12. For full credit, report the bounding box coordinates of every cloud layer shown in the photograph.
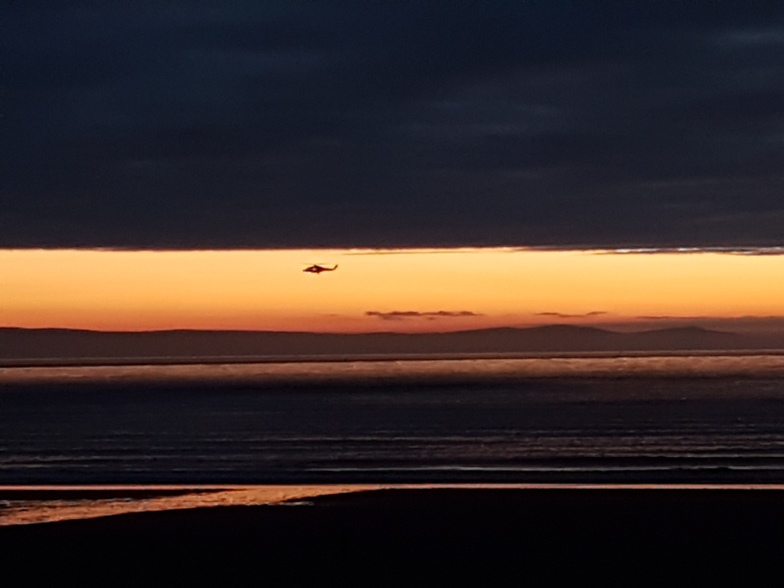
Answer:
[4,2,784,249]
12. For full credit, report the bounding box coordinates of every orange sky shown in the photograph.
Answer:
[1,248,782,332]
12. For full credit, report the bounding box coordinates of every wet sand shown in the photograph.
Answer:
[2,488,783,583]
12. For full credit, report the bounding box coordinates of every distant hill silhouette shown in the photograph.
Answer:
[2,324,781,364]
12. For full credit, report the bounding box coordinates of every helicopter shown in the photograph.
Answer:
[303,264,338,274]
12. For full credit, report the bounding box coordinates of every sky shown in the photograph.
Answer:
[2,2,783,333]
[2,248,783,333]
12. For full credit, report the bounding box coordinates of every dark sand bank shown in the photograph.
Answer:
[2,488,784,583]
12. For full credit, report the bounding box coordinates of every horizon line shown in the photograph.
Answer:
[0,323,749,336]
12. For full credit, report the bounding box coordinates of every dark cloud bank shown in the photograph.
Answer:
[4,1,784,250]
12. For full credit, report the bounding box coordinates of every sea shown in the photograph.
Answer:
[3,352,784,524]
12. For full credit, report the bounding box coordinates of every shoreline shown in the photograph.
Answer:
[3,486,783,582]
[4,482,784,526]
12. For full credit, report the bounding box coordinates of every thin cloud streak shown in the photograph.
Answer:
[366,311,483,321]
[597,247,784,255]
[537,312,608,318]
[343,248,517,256]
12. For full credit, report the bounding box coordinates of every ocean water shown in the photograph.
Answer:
[2,354,784,486]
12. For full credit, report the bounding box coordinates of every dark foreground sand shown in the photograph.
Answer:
[3,489,783,583]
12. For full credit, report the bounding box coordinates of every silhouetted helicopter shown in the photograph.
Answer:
[303,264,338,274]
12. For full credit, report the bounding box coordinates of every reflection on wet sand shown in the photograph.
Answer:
[0,485,380,526]
[0,485,385,526]
[3,483,784,526]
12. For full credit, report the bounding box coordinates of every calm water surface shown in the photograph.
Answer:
[2,354,784,486]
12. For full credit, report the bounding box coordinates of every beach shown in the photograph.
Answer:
[3,487,783,583]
